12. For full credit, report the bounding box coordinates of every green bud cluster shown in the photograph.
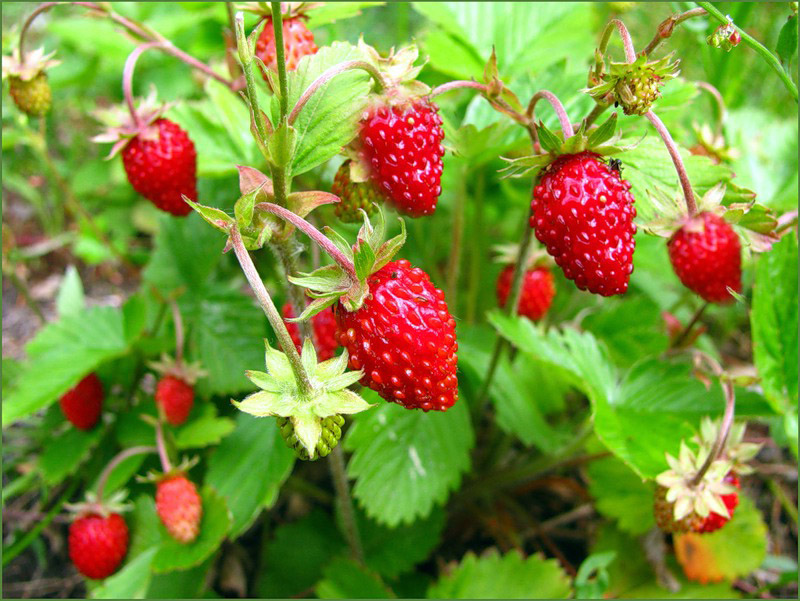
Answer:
[278,415,345,461]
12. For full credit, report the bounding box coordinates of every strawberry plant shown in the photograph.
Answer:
[2,2,798,599]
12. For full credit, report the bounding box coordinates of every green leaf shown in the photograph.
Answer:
[90,547,157,599]
[278,42,372,176]
[152,486,232,573]
[56,265,85,317]
[205,413,295,538]
[427,549,572,599]
[128,495,163,561]
[146,559,212,599]
[586,456,655,535]
[751,231,798,413]
[776,15,798,66]
[256,509,346,598]
[90,452,148,498]
[316,557,394,599]
[536,121,563,152]
[359,506,446,578]
[588,112,618,147]
[38,426,104,486]
[306,2,384,28]
[673,495,768,582]
[174,405,236,450]
[3,307,133,425]
[345,391,474,527]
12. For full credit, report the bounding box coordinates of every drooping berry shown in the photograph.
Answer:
[695,473,740,533]
[155,375,195,426]
[68,513,129,580]
[654,473,740,534]
[121,118,197,217]
[496,265,555,321]
[667,211,742,304]
[530,152,636,296]
[278,414,344,460]
[59,373,104,430]
[334,259,458,411]
[331,160,381,223]
[255,16,318,74]
[155,474,203,544]
[8,72,51,116]
[359,99,445,217]
[282,302,339,361]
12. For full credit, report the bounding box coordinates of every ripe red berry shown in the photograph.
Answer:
[255,16,317,73]
[121,118,197,217]
[496,265,555,321]
[695,473,740,533]
[334,259,458,411]
[359,99,445,217]
[282,302,339,361]
[156,474,203,544]
[68,513,129,580]
[530,152,636,296]
[653,473,740,534]
[155,376,195,426]
[59,373,104,430]
[667,211,742,304]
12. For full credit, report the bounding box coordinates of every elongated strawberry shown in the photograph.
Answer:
[155,474,202,544]
[531,152,636,296]
[496,265,555,321]
[121,118,196,216]
[69,513,129,580]
[667,211,741,304]
[255,15,318,74]
[282,302,339,361]
[359,98,445,217]
[60,373,104,430]
[334,259,458,411]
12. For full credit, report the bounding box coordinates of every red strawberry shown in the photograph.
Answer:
[496,265,555,321]
[282,302,339,361]
[255,16,317,74]
[121,118,196,217]
[59,373,104,430]
[155,376,194,426]
[667,211,741,304]
[359,99,445,217]
[333,259,458,411]
[530,151,636,296]
[653,473,740,534]
[155,474,202,544]
[695,473,740,533]
[68,513,129,579]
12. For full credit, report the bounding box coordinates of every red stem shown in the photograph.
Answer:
[429,80,489,98]
[526,90,575,144]
[612,18,637,62]
[122,41,164,129]
[645,111,697,217]
[255,202,358,282]
[95,445,157,502]
[154,419,172,473]
[18,2,59,63]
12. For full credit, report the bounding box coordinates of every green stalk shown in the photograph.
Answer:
[329,446,365,565]
[271,2,290,119]
[465,170,486,325]
[697,1,798,102]
[445,165,468,307]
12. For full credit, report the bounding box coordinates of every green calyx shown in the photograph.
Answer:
[233,339,373,460]
[500,112,637,179]
[587,53,680,116]
[278,414,344,460]
[288,205,406,320]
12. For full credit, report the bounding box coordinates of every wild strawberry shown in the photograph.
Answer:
[530,151,636,296]
[359,98,445,217]
[278,414,344,460]
[255,16,317,74]
[121,118,196,217]
[667,211,741,304]
[695,473,740,533]
[68,513,129,580]
[155,375,195,426]
[334,259,458,411]
[59,373,104,430]
[8,72,51,116]
[654,473,740,534]
[155,474,202,544]
[496,265,555,321]
[282,302,339,361]
[587,54,679,116]
[331,160,381,223]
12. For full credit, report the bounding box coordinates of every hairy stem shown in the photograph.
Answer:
[95,446,157,502]
[640,7,708,57]
[154,419,173,473]
[230,228,314,396]
[429,80,489,98]
[271,237,313,343]
[235,13,270,144]
[18,2,59,63]
[256,202,358,281]
[271,2,290,119]
[289,60,386,124]
[526,90,575,138]
[670,302,708,348]
[329,446,364,564]
[168,298,185,365]
[645,111,697,216]
[123,42,164,129]
[697,1,798,102]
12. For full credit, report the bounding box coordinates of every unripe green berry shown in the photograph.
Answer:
[8,71,51,117]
